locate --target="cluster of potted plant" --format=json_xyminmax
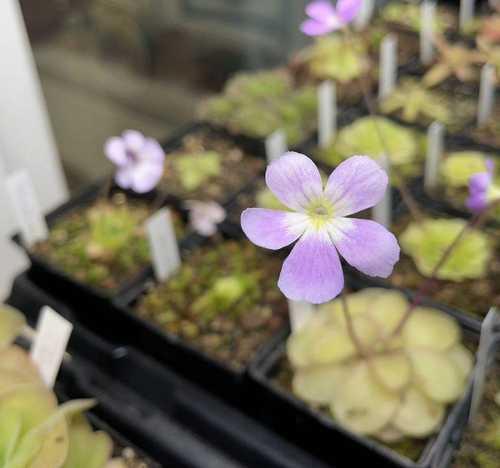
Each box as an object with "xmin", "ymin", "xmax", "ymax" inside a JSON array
[{"xmin": 8, "ymin": 0, "xmax": 500, "ymax": 467}]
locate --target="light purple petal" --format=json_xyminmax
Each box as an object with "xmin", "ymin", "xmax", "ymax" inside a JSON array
[
  {"xmin": 325, "ymin": 155, "xmax": 388, "ymax": 217},
  {"xmin": 115, "ymin": 166, "xmax": 133, "ymax": 189},
  {"xmin": 122, "ymin": 130, "xmax": 145, "ymax": 153},
  {"xmin": 466, "ymin": 192, "xmax": 488, "ymax": 213},
  {"xmin": 141, "ymin": 138, "xmax": 165, "ymax": 164},
  {"xmin": 469, "ymin": 172, "xmax": 491, "ymax": 194},
  {"xmin": 241, "ymin": 208, "xmax": 308, "ymax": 250},
  {"xmin": 329, "ymin": 217, "xmax": 400, "ymax": 278},
  {"xmin": 300, "ymin": 18, "xmax": 336, "ymax": 36},
  {"xmin": 306, "ymin": 0, "xmax": 336, "ymax": 20},
  {"xmin": 278, "ymin": 229, "xmax": 344, "ymax": 303},
  {"xmin": 130, "ymin": 160, "xmax": 164, "ymax": 193},
  {"xmin": 105, "ymin": 137, "xmax": 128, "ymax": 167},
  {"xmin": 265, "ymin": 152, "xmax": 324, "ymax": 212},
  {"xmin": 336, "ymin": 0, "xmax": 362, "ymax": 23}
]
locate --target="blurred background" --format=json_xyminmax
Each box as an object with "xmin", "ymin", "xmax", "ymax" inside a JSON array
[{"xmin": 20, "ymin": 0, "xmax": 309, "ymax": 190}]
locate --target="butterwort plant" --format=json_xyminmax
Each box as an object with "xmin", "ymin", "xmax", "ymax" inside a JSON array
[
  {"xmin": 105, "ymin": 130, "xmax": 165, "ymax": 194},
  {"xmin": 300, "ymin": 0, "xmax": 362, "ymax": 36},
  {"xmin": 241, "ymin": 152, "xmax": 400, "ymax": 303}
]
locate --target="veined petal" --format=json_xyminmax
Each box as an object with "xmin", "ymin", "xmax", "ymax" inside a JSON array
[
  {"xmin": 337, "ymin": 0, "xmax": 362, "ymax": 23},
  {"xmin": 301, "ymin": 18, "xmax": 337, "ymax": 35},
  {"xmin": 328, "ymin": 217, "xmax": 400, "ymax": 278},
  {"xmin": 266, "ymin": 152, "xmax": 324, "ymax": 212},
  {"xmin": 325, "ymin": 155, "xmax": 388, "ymax": 217},
  {"xmin": 278, "ymin": 228, "xmax": 344, "ymax": 303},
  {"xmin": 105, "ymin": 137, "xmax": 128, "ymax": 166},
  {"xmin": 306, "ymin": 0, "xmax": 336, "ymax": 20},
  {"xmin": 241, "ymin": 208, "xmax": 308, "ymax": 250},
  {"xmin": 123, "ymin": 130, "xmax": 145, "ymax": 153}
]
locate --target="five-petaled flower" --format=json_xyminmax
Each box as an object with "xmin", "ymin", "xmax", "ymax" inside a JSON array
[
  {"xmin": 105, "ymin": 130, "xmax": 165, "ymax": 194},
  {"xmin": 466, "ymin": 159, "xmax": 500, "ymax": 213},
  {"xmin": 301, "ymin": 0, "xmax": 362, "ymax": 36},
  {"xmin": 186, "ymin": 200, "xmax": 226, "ymax": 237},
  {"xmin": 241, "ymin": 152, "xmax": 400, "ymax": 304}
]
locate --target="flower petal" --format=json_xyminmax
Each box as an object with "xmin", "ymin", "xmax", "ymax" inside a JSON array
[
  {"xmin": 130, "ymin": 160, "xmax": 164, "ymax": 193},
  {"xmin": 466, "ymin": 192, "xmax": 488, "ymax": 213},
  {"xmin": 305, "ymin": 0, "xmax": 336, "ymax": 20},
  {"xmin": 123, "ymin": 130, "xmax": 145, "ymax": 153},
  {"xmin": 469, "ymin": 172, "xmax": 491, "ymax": 194},
  {"xmin": 241, "ymin": 208, "xmax": 308, "ymax": 250},
  {"xmin": 105, "ymin": 137, "xmax": 128, "ymax": 166},
  {"xmin": 337, "ymin": 0, "xmax": 362, "ymax": 23},
  {"xmin": 325, "ymin": 155, "xmax": 388, "ymax": 217},
  {"xmin": 328, "ymin": 217, "xmax": 400, "ymax": 278},
  {"xmin": 300, "ymin": 18, "xmax": 336, "ymax": 36},
  {"xmin": 115, "ymin": 166, "xmax": 133, "ymax": 189},
  {"xmin": 266, "ymin": 152, "xmax": 324, "ymax": 211},
  {"xmin": 141, "ymin": 138, "xmax": 165, "ymax": 164},
  {"xmin": 278, "ymin": 229, "xmax": 344, "ymax": 303}
]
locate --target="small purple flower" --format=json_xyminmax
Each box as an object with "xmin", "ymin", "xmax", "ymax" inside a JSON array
[
  {"xmin": 466, "ymin": 159, "xmax": 500, "ymax": 213},
  {"xmin": 301, "ymin": 0, "xmax": 362, "ymax": 36},
  {"xmin": 186, "ymin": 201, "xmax": 226, "ymax": 237},
  {"xmin": 105, "ymin": 130, "xmax": 165, "ymax": 194},
  {"xmin": 241, "ymin": 152, "xmax": 400, "ymax": 304}
]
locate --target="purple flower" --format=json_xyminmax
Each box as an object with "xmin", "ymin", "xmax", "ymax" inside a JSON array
[
  {"xmin": 300, "ymin": 0, "xmax": 362, "ymax": 36},
  {"xmin": 186, "ymin": 201, "xmax": 226, "ymax": 236},
  {"xmin": 105, "ymin": 130, "xmax": 165, "ymax": 194},
  {"xmin": 466, "ymin": 159, "xmax": 500, "ymax": 213},
  {"xmin": 241, "ymin": 152, "xmax": 400, "ymax": 304}
]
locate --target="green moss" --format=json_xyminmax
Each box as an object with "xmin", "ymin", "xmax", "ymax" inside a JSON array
[
  {"xmin": 400, "ymin": 218, "xmax": 491, "ymax": 281},
  {"xmin": 201, "ymin": 70, "xmax": 317, "ymax": 145},
  {"xmin": 173, "ymin": 151, "xmax": 221, "ymax": 191},
  {"xmin": 380, "ymin": 2, "xmax": 454, "ymax": 32},
  {"xmin": 317, "ymin": 117, "xmax": 423, "ymax": 178}
]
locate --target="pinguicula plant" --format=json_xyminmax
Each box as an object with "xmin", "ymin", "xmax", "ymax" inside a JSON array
[
  {"xmin": 33, "ymin": 130, "xmax": 177, "ymax": 293},
  {"xmin": 185, "ymin": 200, "xmax": 226, "ymax": 237},
  {"xmin": 0, "ymin": 305, "xmax": 150, "ymax": 468}
]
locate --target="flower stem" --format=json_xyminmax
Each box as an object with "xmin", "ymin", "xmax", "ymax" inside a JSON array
[
  {"xmin": 388, "ymin": 199, "xmax": 500, "ymax": 338},
  {"xmin": 101, "ymin": 175, "xmax": 114, "ymax": 201},
  {"xmin": 342, "ymin": 28, "xmax": 424, "ymax": 223},
  {"xmin": 340, "ymin": 290, "xmax": 367, "ymax": 358}
]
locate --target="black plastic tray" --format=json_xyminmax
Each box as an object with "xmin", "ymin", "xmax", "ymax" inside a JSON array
[
  {"xmin": 7, "ymin": 272, "xmax": 334, "ymax": 468},
  {"xmin": 248, "ymin": 279, "xmax": 478, "ymax": 468}
]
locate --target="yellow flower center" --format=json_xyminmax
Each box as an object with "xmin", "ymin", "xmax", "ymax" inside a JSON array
[{"xmin": 307, "ymin": 197, "xmax": 334, "ymax": 230}]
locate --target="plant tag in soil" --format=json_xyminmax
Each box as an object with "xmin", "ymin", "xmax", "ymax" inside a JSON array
[
  {"xmin": 265, "ymin": 130, "xmax": 288, "ymax": 164},
  {"xmin": 424, "ymin": 121, "xmax": 445, "ymax": 192},
  {"xmin": 5, "ymin": 169, "xmax": 48, "ymax": 247},
  {"xmin": 354, "ymin": 0, "xmax": 375, "ymax": 30},
  {"xmin": 31, "ymin": 306, "xmax": 73, "ymax": 388},
  {"xmin": 477, "ymin": 64, "xmax": 496, "ymax": 127},
  {"xmin": 146, "ymin": 208, "xmax": 181, "ymax": 282},
  {"xmin": 318, "ymin": 81, "xmax": 337, "ymax": 148},
  {"xmin": 372, "ymin": 154, "xmax": 392, "ymax": 228},
  {"xmin": 288, "ymin": 300, "xmax": 315, "ymax": 332},
  {"xmin": 470, "ymin": 307, "xmax": 500, "ymax": 421},
  {"xmin": 378, "ymin": 34, "xmax": 398, "ymax": 100},
  {"xmin": 459, "ymin": 0, "xmax": 475, "ymax": 31},
  {"xmin": 420, "ymin": 1, "xmax": 435, "ymax": 65}
]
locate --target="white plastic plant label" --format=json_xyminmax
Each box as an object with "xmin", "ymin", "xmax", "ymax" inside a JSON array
[
  {"xmin": 378, "ymin": 34, "xmax": 398, "ymax": 100},
  {"xmin": 288, "ymin": 300, "xmax": 314, "ymax": 332},
  {"xmin": 477, "ymin": 64, "xmax": 496, "ymax": 127},
  {"xmin": 470, "ymin": 307, "xmax": 500, "ymax": 421},
  {"xmin": 354, "ymin": 0, "xmax": 375, "ymax": 30},
  {"xmin": 5, "ymin": 170, "xmax": 48, "ymax": 247},
  {"xmin": 265, "ymin": 130, "xmax": 288, "ymax": 164},
  {"xmin": 146, "ymin": 208, "xmax": 181, "ymax": 282},
  {"xmin": 424, "ymin": 121, "xmax": 445, "ymax": 192},
  {"xmin": 459, "ymin": 0, "xmax": 475, "ymax": 31},
  {"xmin": 31, "ymin": 306, "xmax": 73, "ymax": 388},
  {"xmin": 420, "ymin": 1, "xmax": 436, "ymax": 65},
  {"xmin": 318, "ymin": 81, "xmax": 337, "ymax": 148},
  {"xmin": 372, "ymin": 154, "xmax": 392, "ymax": 228}
]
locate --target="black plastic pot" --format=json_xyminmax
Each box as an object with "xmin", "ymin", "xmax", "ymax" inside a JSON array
[
  {"xmin": 7, "ymin": 272, "xmax": 334, "ymax": 468},
  {"xmin": 248, "ymin": 279, "xmax": 478, "ymax": 468}
]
